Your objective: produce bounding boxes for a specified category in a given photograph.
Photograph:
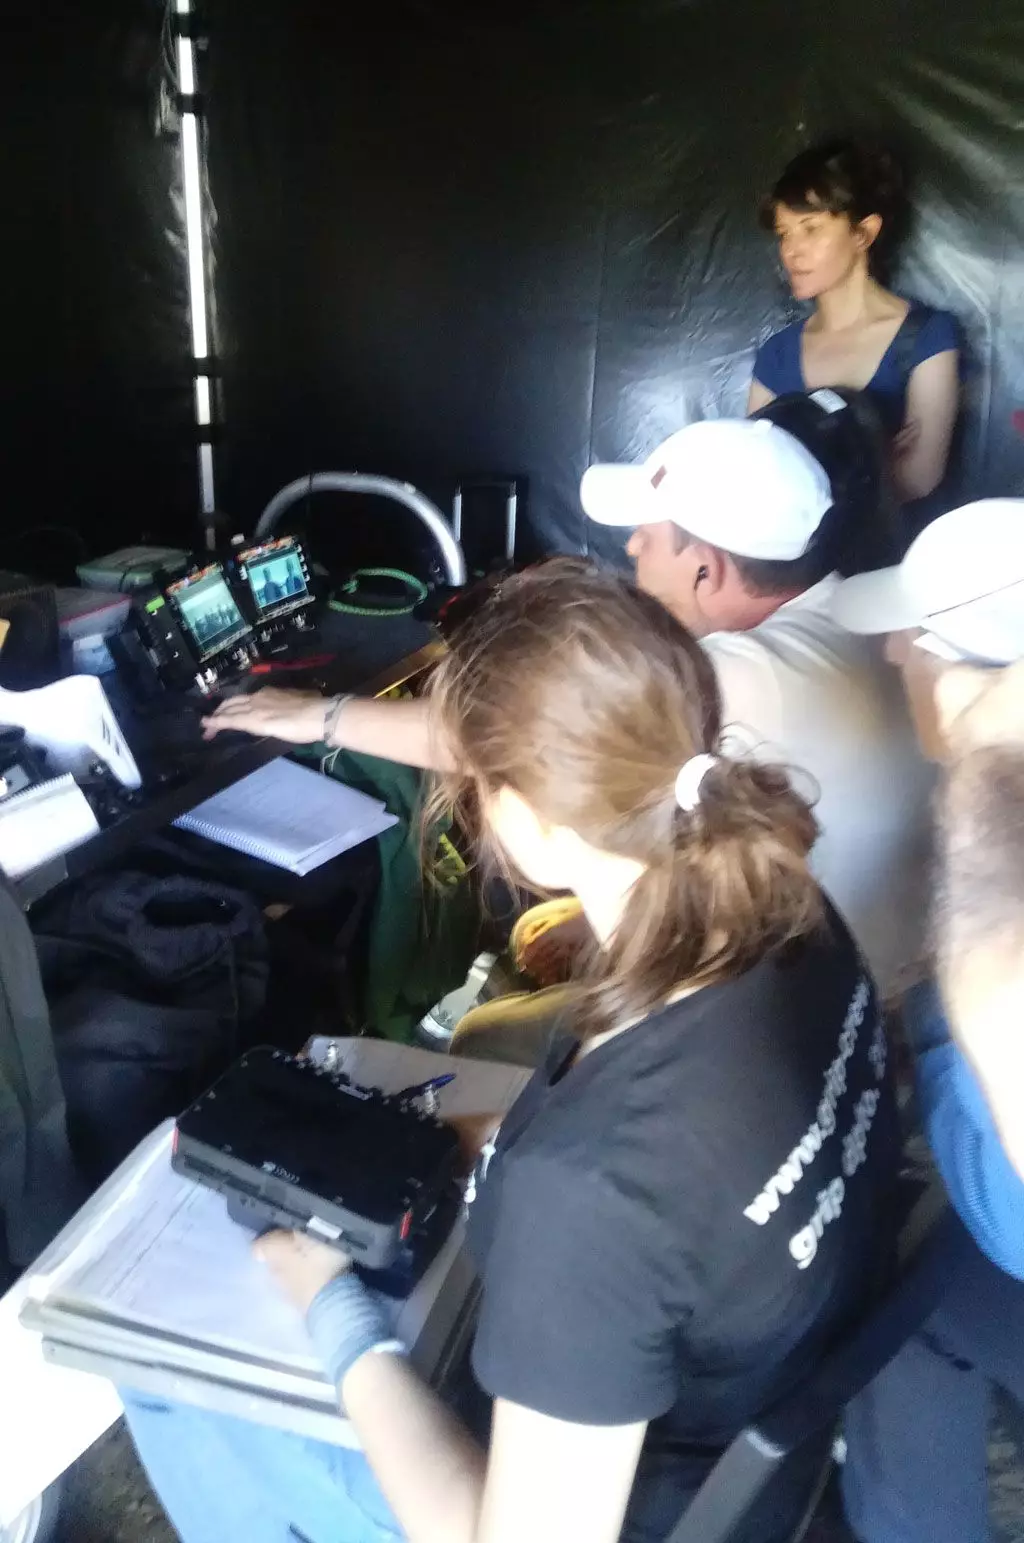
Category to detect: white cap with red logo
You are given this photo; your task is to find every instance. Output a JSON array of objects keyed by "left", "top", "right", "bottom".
[{"left": 580, "top": 418, "right": 834, "bottom": 560}]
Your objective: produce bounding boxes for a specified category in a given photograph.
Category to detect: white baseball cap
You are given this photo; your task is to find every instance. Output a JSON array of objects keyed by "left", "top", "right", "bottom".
[
  {"left": 832, "top": 499, "right": 1024, "bottom": 666},
  {"left": 579, "top": 418, "right": 834, "bottom": 561}
]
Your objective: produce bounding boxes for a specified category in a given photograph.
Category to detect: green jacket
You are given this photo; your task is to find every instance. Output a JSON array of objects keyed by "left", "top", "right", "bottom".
[{"left": 299, "top": 746, "right": 478, "bottom": 1042}]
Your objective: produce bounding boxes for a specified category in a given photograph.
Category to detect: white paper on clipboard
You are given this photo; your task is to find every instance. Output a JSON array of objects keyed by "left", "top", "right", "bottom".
[{"left": 3, "top": 1044, "right": 528, "bottom": 1518}]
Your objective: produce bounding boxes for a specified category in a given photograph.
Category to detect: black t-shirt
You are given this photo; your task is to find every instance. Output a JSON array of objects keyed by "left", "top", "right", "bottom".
[{"left": 464, "top": 909, "right": 901, "bottom": 1538}]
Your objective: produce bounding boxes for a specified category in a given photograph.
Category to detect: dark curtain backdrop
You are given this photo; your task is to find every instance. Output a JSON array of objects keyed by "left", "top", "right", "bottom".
[
  {"left": 5, "top": 2, "right": 1024, "bottom": 574},
  {"left": 4, "top": 1, "right": 196, "bottom": 576},
  {"left": 204, "top": 0, "right": 1024, "bottom": 568}
]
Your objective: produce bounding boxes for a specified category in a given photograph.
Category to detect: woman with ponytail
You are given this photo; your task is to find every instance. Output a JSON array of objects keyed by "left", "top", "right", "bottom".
[{"left": 122, "top": 561, "right": 901, "bottom": 1543}]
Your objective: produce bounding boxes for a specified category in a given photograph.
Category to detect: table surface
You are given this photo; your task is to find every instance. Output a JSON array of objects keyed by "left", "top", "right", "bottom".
[{"left": 15, "top": 608, "right": 443, "bottom": 906}]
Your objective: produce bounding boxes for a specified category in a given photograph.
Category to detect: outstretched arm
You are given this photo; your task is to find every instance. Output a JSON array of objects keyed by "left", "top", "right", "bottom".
[{"left": 201, "top": 687, "right": 456, "bottom": 771}]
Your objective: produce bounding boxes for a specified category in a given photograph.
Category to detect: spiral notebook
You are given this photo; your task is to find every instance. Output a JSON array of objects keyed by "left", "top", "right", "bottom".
[
  {"left": 173, "top": 759, "right": 398, "bottom": 875},
  {"left": 0, "top": 773, "right": 100, "bottom": 880}
]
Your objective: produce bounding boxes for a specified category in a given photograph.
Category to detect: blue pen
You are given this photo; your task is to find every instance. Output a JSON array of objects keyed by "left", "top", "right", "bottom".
[{"left": 397, "top": 1073, "right": 456, "bottom": 1101}]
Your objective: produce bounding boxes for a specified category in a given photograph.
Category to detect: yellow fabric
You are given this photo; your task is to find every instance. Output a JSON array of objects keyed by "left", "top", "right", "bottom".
[
  {"left": 450, "top": 983, "right": 575, "bottom": 1067},
  {"left": 508, "top": 896, "right": 584, "bottom": 971},
  {"left": 448, "top": 897, "right": 584, "bottom": 1066}
]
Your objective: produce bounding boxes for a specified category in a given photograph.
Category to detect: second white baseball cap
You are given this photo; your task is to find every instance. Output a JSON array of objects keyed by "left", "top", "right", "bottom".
[{"left": 832, "top": 499, "right": 1024, "bottom": 666}]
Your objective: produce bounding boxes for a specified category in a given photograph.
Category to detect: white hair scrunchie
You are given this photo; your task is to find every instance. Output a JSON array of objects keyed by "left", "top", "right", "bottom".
[{"left": 674, "top": 753, "right": 718, "bottom": 813}]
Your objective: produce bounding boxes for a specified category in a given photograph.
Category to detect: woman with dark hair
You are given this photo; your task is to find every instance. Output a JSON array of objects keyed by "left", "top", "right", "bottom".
[
  {"left": 121, "top": 562, "right": 901, "bottom": 1543},
  {"left": 749, "top": 139, "right": 960, "bottom": 515}
]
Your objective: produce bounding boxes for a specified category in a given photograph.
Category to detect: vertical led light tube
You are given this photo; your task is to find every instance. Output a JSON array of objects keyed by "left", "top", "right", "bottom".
[{"left": 175, "top": 0, "right": 216, "bottom": 514}]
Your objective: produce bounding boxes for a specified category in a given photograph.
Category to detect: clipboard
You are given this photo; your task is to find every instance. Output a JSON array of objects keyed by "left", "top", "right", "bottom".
[{"left": 2, "top": 1039, "right": 530, "bottom": 1525}]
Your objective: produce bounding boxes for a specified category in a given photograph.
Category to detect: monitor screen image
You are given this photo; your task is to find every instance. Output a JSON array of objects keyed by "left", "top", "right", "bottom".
[
  {"left": 248, "top": 550, "right": 308, "bottom": 611},
  {"left": 170, "top": 566, "right": 250, "bottom": 660},
  {"left": 238, "top": 538, "right": 311, "bottom": 619}
]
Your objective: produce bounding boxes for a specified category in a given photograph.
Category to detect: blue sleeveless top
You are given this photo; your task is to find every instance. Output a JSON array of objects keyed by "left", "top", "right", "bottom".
[{"left": 753, "top": 303, "right": 959, "bottom": 436}]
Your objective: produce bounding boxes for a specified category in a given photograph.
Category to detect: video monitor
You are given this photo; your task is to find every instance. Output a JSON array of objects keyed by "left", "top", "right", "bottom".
[
  {"left": 166, "top": 562, "right": 251, "bottom": 664},
  {"left": 235, "top": 536, "right": 312, "bottom": 623}
]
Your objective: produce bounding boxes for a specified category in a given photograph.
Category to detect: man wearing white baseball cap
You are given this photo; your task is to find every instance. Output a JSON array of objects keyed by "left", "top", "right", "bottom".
[
  {"left": 830, "top": 499, "right": 1024, "bottom": 1543},
  {"left": 581, "top": 394, "right": 932, "bottom": 1001}
]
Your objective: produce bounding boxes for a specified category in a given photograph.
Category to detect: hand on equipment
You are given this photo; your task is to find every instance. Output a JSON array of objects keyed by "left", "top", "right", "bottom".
[
  {"left": 256, "top": 1231, "right": 405, "bottom": 1395},
  {"left": 254, "top": 1228, "right": 352, "bottom": 1316},
  {"left": 201, "top": 686, "right": 329, "bottom": 744}
]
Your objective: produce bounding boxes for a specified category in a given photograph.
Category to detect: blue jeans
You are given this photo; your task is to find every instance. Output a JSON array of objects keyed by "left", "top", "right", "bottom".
[
  {"left": 842, "top": 984, "right": 1024, "bottom": 1542},
  {"left": 122, "top": 1388, "right": 818, "bottom": 1543},
  {"left": 841, "top": 1232, "right": 1024, "bottom": 1542},
  {"left": 121, "top": 1390, "right": 401, "bottom": 1543}
]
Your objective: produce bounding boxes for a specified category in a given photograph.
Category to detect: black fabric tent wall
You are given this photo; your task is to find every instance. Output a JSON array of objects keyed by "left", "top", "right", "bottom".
[
  {"left": 5, "top": 2, "right": 196, "bottom": 573},
  {"left": 5, "top": 2, "right": 1024, "bottom": 569},
  {"left": 204, "top": 0, "right": 1024, "bottom": 563}
]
